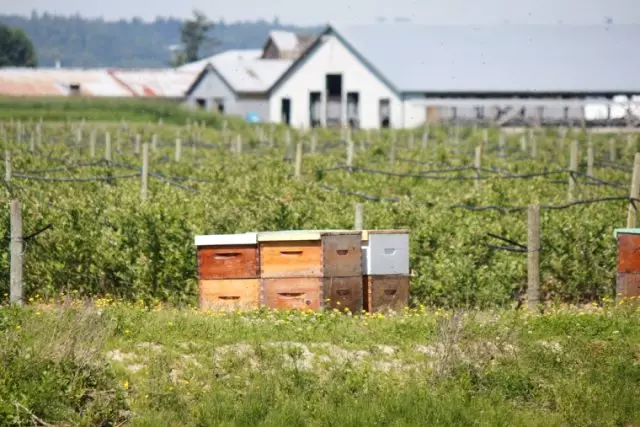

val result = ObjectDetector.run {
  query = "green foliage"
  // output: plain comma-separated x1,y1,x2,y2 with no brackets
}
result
179,10,215,65
0,12,322,68
0,121,633,307
0,23,37,67
0,308,129,425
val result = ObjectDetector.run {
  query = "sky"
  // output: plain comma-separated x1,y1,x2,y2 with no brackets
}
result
0,0,639,26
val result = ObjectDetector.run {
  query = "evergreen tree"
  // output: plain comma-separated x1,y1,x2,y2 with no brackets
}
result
0,23,37,67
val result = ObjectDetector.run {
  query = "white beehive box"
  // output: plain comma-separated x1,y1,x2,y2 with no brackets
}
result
361,230,410,276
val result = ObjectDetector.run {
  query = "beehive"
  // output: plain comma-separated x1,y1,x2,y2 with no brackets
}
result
614,229,640,300
258,230,363,311
195,233,260,310
361,230,410,312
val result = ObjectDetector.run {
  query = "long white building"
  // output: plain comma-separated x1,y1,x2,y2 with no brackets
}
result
184,24,640,129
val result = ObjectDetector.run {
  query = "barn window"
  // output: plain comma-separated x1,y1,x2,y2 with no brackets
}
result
475,106,485,120
196,99,206,109
379,99,390,128
214,98,225,114
309,92,321,127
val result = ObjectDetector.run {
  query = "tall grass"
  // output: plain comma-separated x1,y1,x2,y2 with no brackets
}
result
0,97,246,128
1,302,639,426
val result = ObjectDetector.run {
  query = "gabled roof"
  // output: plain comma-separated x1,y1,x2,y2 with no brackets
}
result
332,23,640,94
268,31,299,52
186,57,293,96
178,49,263,72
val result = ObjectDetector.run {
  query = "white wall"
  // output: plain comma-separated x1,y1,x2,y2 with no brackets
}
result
235,97,270,123
185,69,237,113
269,35,405,129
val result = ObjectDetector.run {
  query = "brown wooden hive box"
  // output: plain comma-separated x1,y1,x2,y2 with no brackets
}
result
258,230,362,279
195,233,259,280
199,279,260,311
363,275,410,313
261,276,362,312
616,233,640,273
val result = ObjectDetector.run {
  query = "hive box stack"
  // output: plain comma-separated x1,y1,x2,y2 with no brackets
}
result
194,233,260,311
614,228,640,300
361,230,410,313
258,230,363,311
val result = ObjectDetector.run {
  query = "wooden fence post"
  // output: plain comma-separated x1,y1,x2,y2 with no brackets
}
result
354,203,364,231
134,134,141,155
5,151,11,181
626,153,640,228
347,137,354,170
310,132,317,155
408,133,415,150
175,138,182,162
422,128,429,151
105,131,112,162
141,143,149,202
474,144,482,189
499,132,506,158
609,138,617,162
10,199,23,306
389,134,396,165
89,129,96,158
587,139,595,178
527,204,541,310
294,141,303,180
568,140,579,202
235,134,243,155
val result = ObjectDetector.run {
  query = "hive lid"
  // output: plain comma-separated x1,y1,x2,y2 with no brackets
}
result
195,232,258,246
361,229,410,241
257,229,360,242
614,228,640,239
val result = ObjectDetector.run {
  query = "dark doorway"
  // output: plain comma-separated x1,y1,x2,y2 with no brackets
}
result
326,74,342,127
281,98,291,126
379,98,390,128
309,92,321,127
214,98,225,114
196,98,206,109
347,92,360,128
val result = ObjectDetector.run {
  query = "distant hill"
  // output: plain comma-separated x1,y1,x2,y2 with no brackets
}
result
0,12,323,68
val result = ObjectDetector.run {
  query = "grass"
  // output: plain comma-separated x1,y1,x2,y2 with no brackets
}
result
1,298,639,426
0,97,247,128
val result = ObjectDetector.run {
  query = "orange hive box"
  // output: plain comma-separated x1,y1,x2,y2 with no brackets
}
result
195,233,259,311
258,230,363,312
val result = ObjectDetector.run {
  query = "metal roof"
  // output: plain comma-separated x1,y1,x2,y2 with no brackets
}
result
178,49,263,73
214,57,293,93
0,68,133,97
332,24,640,94
109,69,199,97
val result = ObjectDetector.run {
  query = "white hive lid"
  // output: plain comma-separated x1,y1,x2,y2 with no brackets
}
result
361,229,410,241
194,232,258,246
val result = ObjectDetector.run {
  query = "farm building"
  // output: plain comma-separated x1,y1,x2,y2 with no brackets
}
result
0,68,198,98
185,24,640,129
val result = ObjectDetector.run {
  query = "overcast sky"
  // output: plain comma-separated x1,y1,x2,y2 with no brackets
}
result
1,0,638,25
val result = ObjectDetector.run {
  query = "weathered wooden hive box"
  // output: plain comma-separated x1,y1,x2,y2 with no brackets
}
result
361,230,410,313
258,230,363,312
195,232,260,311
614,228,640,300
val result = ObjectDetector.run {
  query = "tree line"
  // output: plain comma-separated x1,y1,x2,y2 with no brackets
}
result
0,11,322,68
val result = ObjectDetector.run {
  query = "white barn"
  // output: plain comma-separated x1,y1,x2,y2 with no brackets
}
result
184,24,640,129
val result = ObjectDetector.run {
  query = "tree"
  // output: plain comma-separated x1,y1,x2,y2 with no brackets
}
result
0,23,37,67
179,10,214,65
